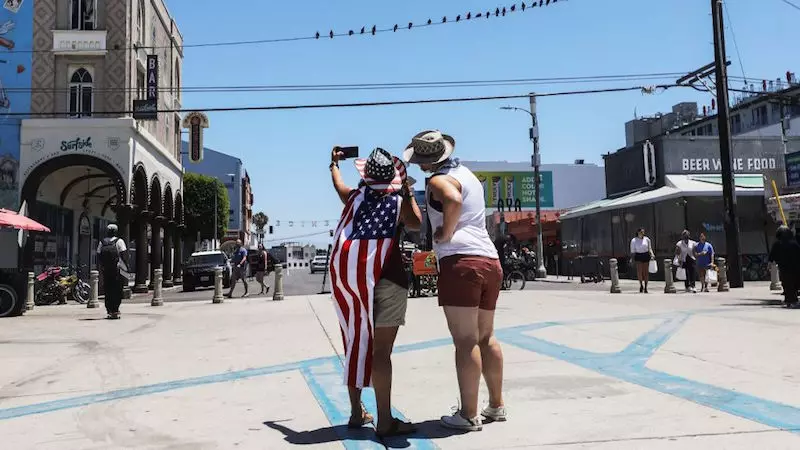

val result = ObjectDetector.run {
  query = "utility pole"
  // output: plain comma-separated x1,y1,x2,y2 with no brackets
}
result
711,0,743,288
530,94,547,279
213,178,218,249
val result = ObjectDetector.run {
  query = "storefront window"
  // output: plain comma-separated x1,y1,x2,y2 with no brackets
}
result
686,197,726,253
581,211,612,256
620,205,656,253
32,203,74,275
655,200,686,255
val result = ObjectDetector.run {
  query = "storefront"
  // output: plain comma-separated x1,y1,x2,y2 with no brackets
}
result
561,135,799,280
11,118,185,292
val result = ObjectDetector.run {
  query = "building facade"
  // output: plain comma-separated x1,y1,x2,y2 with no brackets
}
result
181,143,254,245
0,0,186,296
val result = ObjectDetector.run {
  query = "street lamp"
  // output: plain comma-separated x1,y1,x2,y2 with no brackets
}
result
500,93,547,279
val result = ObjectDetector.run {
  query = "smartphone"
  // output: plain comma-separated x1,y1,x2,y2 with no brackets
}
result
338,146,359,159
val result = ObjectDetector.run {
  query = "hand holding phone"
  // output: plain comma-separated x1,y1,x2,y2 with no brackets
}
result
339,146,359,160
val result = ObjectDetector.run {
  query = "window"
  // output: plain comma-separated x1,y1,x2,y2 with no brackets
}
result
136,0,146,45
174,60,181,101
136,69,145,99
70,0,96,31
68,67,93,118
731,114,742,134
752,105,768,127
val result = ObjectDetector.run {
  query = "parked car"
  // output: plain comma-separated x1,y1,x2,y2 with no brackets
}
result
310,255,328,274
182,251,231,292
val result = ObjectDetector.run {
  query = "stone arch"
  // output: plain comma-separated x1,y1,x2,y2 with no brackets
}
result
21,155,126,211
163,183,174,223
130,163,148,212
149,174,163,217
174,191,183,225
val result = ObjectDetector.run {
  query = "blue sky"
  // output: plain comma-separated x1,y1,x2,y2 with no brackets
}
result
167,0,797,246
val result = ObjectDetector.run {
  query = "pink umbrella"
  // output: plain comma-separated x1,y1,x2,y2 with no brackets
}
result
0,209,50,232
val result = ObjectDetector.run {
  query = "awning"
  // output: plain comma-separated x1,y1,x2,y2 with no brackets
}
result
491,210,564,225
561,174,765,220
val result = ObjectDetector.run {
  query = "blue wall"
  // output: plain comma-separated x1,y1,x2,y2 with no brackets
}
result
181,142,243,232
0,0,34,211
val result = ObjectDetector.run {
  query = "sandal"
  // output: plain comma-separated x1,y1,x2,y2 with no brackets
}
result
347,410,374,429
376,418,417,438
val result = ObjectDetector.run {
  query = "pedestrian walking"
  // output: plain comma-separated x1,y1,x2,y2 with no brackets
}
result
694,233,715,292
630,228,655,293
226,239,249,298
254,243,270,295
329,146,422,437
769,225,800,309
404,130,505,432
675,230,698,293
96,224,130,320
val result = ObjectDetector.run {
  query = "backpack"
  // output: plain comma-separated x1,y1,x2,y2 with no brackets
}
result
100,238,120,274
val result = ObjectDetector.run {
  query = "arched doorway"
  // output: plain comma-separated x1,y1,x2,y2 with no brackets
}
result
130,164,149,292
20,155,127,273
162,184,174,287
148,176,163,289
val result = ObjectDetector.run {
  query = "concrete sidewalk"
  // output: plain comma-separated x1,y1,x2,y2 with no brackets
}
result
1,284,800,449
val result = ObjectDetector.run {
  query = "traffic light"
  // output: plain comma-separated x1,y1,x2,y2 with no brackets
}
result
329,229,334,237
269,226,273,234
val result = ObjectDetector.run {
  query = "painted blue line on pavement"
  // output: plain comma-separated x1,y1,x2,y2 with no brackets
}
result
497,315,800,433
0,356,331,421
302,361,438,450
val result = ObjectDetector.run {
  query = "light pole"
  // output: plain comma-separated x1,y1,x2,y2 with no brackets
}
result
213,178,218,248
501,93,547,279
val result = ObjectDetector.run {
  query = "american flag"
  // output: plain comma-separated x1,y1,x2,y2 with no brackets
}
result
354,157,406,193
329,161,405,388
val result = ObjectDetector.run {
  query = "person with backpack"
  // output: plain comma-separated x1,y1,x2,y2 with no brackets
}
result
96,224,130,320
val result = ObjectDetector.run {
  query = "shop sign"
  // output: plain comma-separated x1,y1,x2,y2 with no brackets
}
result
79,214,90,236
661,138,785,174
60,137,92,152
133,55,158,121
473,171,554,209
182,112,210,163
785,150,800,188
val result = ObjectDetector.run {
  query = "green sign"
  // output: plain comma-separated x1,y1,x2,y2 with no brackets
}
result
473,171,554,209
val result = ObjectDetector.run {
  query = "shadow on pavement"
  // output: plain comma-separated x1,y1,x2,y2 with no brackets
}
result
264,419,467,448
721,298,787,307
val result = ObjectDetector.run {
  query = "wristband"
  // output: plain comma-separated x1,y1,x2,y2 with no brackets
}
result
329,162,338,170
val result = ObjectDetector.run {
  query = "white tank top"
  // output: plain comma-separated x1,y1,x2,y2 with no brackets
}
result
427,163,499,261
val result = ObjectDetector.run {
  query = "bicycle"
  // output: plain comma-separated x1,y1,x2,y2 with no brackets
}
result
501,259,527,291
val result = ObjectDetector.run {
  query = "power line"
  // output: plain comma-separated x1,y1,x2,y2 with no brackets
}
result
778,0,800,12
6,0,564,54
0,72,691,94
723,2,748,85
0,84,680,118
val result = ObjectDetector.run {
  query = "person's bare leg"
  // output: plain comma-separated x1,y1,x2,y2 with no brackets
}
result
348,386,363,423
478,309,504,409
372,326,399,432
643,263,650,291
443,306,481,419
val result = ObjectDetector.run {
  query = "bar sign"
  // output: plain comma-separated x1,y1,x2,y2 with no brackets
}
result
147,55,158,101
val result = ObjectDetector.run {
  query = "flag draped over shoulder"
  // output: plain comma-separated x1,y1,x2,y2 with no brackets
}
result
329,159,406,388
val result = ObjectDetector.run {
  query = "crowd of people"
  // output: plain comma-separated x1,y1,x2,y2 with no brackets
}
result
328,130,505,437
631,229,716,294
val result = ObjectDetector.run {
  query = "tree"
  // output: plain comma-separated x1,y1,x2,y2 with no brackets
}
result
183,173,230,243
252,211,269,244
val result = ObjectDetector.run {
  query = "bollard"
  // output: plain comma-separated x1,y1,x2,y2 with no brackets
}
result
664,259,677,294
87,270,99,308
151,269,164,306
609,258,621,294
212,267,224,303
770,262,782,291
716,258,730,292
25,272,34,311
273,264,285,301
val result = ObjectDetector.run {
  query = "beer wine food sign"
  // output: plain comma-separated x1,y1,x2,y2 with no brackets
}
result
474,171,554,209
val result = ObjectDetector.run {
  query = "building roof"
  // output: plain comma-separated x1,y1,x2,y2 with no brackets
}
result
561,175,764,220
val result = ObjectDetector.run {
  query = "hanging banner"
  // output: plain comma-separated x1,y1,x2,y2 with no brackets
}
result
182,112,210,163
134,54,159,121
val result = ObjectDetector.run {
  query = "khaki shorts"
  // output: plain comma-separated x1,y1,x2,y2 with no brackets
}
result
373,279,408,328
438,255,502,310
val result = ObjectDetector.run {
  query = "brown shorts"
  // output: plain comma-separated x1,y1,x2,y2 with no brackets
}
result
437,255,503,310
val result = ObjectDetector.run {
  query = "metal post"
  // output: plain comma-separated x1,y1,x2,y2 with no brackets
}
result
151,269,164,306
88,270,99,308
213,179,218,249
716,257,730,292
212,267,224,303
273,264,284,301
770,262,782,291
530,94,547,279
319,244,332,295
711,0,743,288
609,258,621,294
25,272,34,311
664,259,677,294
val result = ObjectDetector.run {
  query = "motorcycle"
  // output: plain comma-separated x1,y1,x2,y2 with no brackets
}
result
34,265,90,305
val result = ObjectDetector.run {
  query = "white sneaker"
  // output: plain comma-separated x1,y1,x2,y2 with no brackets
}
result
440,411,482,431
481,405,507,422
